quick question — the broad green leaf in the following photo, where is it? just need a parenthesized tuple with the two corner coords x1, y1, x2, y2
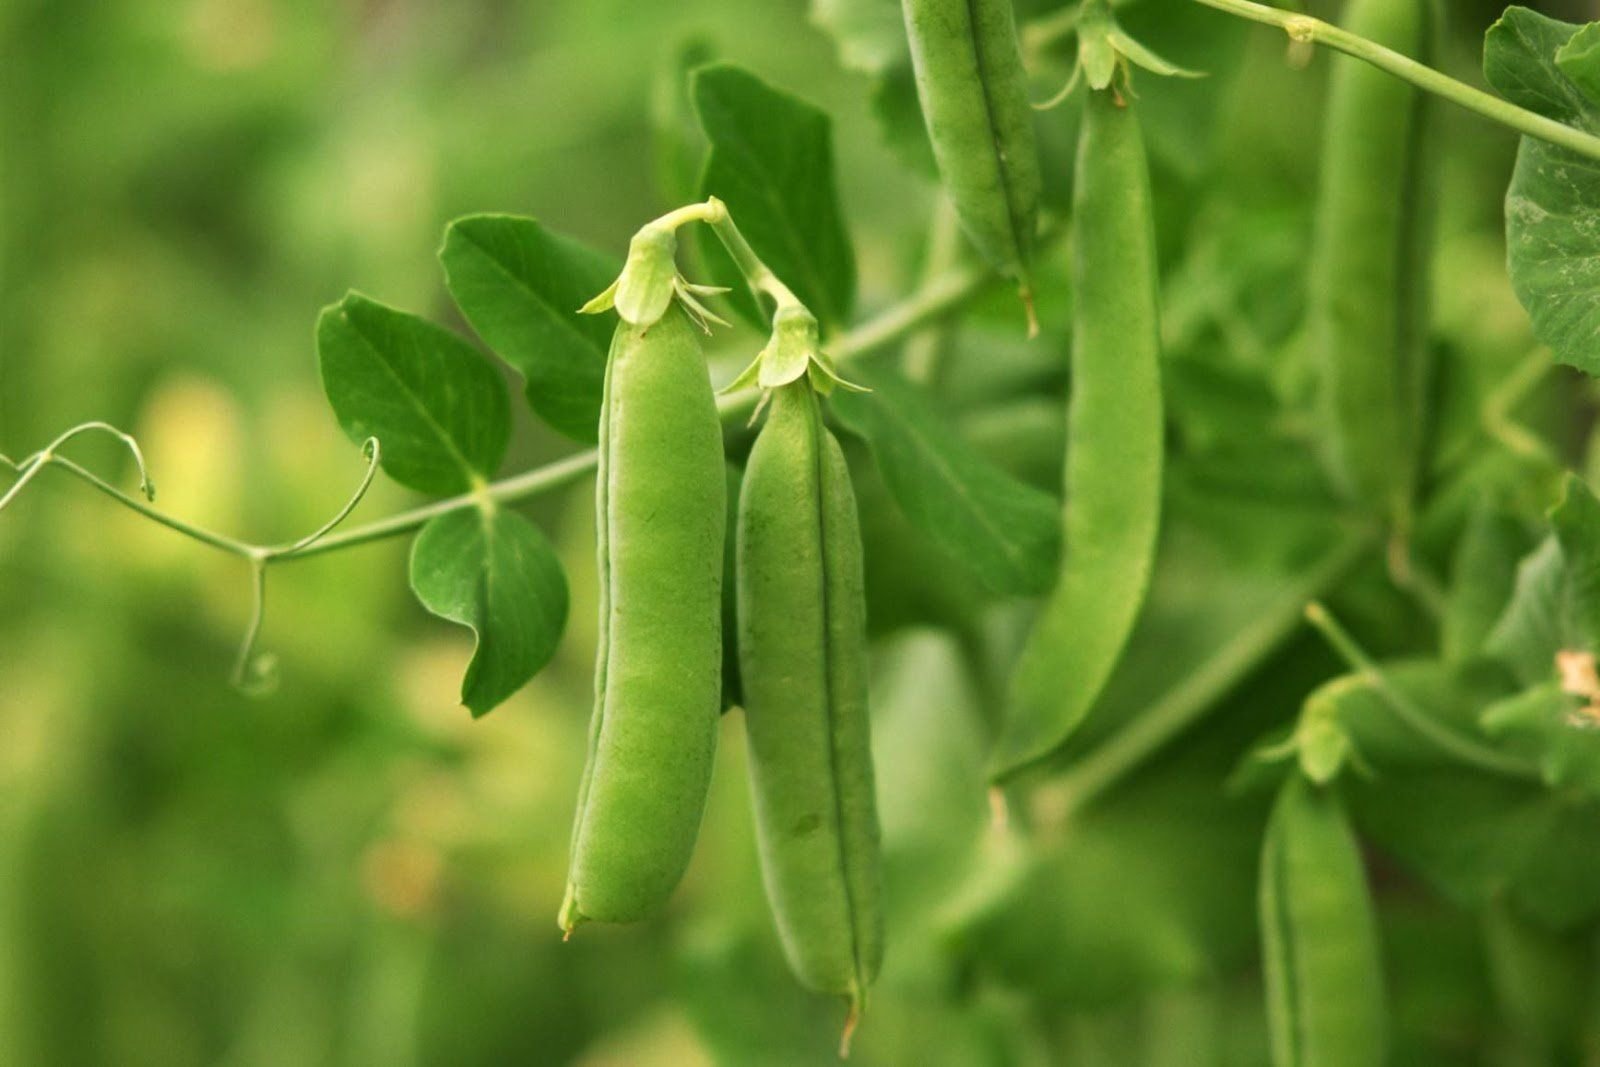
(1487, 537, 1568, 686)
(317, 292, 510, 495)
(693, 65, 857, 330)
(1557, 23, 1600, 108)
(830, 361, 1059, 596)
(1482, 683, 1600, 794)
(1352, 768, 1552, 914)
(1327, 660, 1600, 926)
(1485, 9, 1593, 128)
(409, 507, 569, 717)
(1484, 9, 1600, 375)
(1443, 505, 1531, 665)
(1487, 475, 1600, 684)
(440, 215, 618, 443)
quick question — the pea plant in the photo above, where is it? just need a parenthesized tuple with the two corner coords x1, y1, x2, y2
(11, 0, 1600, 1060)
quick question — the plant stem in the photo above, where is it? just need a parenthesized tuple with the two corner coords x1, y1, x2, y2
(701, 196, 805, 313)
(1191, 0, 1600, 163)
(278, 450, 598, 561)
(40, 455, 260, 557)
(1303, 601, 1541, 781)
(2, 253, 1002, 565)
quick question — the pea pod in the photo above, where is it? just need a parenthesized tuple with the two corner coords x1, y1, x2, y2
(995, 83, 1163, 779)
(901, 0, 1041, 311)
(1309, 0, 1438, 529)
(737, 382, 884, 1027)
(1260, 776, 1386, 1067)
(561, 307, 726, 931)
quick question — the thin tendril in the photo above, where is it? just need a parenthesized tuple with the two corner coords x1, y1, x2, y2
(268, 437, 381, 559)
(231, 554, 278, 695)
(0, 458, 47, 514)
(1, 420, 156, 516)
(231, 437, 381, 696)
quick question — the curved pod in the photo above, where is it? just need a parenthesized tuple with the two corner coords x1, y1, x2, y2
(1260, 776, 1387, 1067)
(902, 0, 1042, 299)
(562, 308, 727, 930)
(996, 86, 1164, 778)
(737, 383, 884, 1016)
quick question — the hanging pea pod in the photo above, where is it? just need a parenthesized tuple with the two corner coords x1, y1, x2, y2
(1260, 775, 1387, 1067)
(901, 0, 1042, 324)
(1308, 0, 1439, 535)
(737, 377, 883, 1044)
(561, 307, 727, 932)
(994, 58, 1164, 780)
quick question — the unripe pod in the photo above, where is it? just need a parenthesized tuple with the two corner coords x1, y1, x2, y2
(737, 382, 884, 1026)
(902, 0, 1042, 308)
(561, 307, 726, 930)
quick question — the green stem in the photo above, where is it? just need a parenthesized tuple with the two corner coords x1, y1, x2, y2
(1304, 601, 1541, 781)
(1, 253, 1003, 565)
(278, 449, 597, 562)
(701, 196, 804, 313)
(1191, 0, 1600, 163)
(40, 455, 259, 558)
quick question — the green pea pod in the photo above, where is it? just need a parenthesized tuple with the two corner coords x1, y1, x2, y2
(1309, 0, 1438, 530)
(994, 85, 1164, 779)
(902, 0, 1042, 311)
(561, 307, 726, 931)
(737, 382, 884, 1028)
(1260, 776, 1386, 1067)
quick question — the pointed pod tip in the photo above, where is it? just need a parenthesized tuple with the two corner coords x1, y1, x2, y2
(558, 886, 586, 940)
(838, 998, 862, 1059)
(1020, 285, 1040, 339)
(987, 787, 1010, 832)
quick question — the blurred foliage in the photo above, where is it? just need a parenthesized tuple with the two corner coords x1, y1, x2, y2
(3, 0, 1599, 1064)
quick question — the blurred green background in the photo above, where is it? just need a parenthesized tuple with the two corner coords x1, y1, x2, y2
(0, 0, 1585, 1064)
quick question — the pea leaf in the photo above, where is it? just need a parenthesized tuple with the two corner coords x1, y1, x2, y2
(829, 361, 1059, 595)
(1487, 475, 1600, 685)
(1443, 505, 1532, 666)
(1485, 9, 1594, 127)
(1557, 23, 1600, 108)
(440, 215, 618, 443)
(317, 292, 510, 496)
(693, 65, 857, 330)
(409, 507, 569, 717)
(1484, 9, 1600, 376)
(1481, 683, 1600, 794)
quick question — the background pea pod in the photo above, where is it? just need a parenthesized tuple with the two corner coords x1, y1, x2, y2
(736, 382, 884, 1027)
(1309, 0, 1439, 530)
(1260, 776, 1387, 1067)
(561, 307, 727, 930)
(901, 0, 1042, 311)
(995, 83, 1164, 779)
